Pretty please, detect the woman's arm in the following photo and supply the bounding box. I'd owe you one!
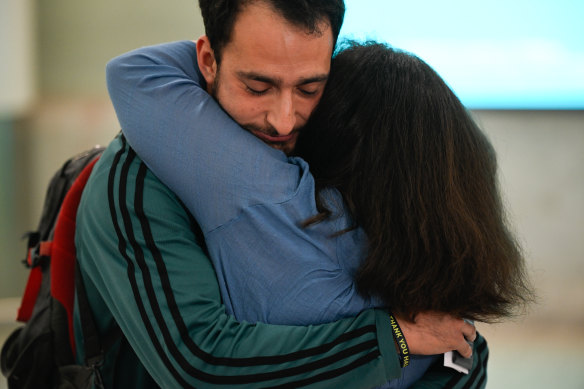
[107,40,307,233]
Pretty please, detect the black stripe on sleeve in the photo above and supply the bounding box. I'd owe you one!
[266,352,380,389]
[107,140,196,388]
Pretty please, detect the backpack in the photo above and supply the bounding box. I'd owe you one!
[0,146,117,389]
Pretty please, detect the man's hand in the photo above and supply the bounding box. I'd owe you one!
[394,312,476,358]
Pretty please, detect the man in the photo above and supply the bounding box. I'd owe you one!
[75,1,485,387]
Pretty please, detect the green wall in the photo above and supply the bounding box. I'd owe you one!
[0,120,28,297]
[36,0,204,97]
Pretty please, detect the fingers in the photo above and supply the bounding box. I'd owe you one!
[457,318,476,358]
[456,339,474,358]
[461,319,477,342]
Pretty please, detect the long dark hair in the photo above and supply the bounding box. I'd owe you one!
[295,41,534,322]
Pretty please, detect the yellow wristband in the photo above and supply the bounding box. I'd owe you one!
[388,314,410,368]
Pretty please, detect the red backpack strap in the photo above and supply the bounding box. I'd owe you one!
[50,155,101,353]
[17,242,54,322]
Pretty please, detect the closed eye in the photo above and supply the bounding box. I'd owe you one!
[298,88,319,96]
[246,86,269,96]
[297,79,326,97]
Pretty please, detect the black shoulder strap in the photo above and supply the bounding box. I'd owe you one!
[74,264,122,368]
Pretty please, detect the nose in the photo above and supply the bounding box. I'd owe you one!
[267,91,296,136]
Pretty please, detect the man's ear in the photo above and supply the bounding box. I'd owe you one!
[196,36,218,93]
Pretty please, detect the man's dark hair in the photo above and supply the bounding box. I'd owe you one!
[198,0,345,63]
[295,41,534,323]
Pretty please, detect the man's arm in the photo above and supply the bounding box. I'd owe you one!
[76,136,401,388]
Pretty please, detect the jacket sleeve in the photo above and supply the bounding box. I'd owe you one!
[75,136,401,388]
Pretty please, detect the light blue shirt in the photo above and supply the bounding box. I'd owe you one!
[107,40,438,387]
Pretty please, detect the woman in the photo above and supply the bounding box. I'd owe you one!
[295,42,532,322]
[106,40,532,387]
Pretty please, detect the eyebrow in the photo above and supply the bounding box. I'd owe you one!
[236,71,329,87]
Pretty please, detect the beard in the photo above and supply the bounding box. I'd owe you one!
[211,70,299,155]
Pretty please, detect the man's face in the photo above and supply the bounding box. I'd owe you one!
[198,2,334,154]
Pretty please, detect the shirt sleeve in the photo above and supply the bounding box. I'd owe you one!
[106,40,308,233]
[75,136,401,388]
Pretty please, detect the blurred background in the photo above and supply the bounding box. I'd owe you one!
[0,0,582,388]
